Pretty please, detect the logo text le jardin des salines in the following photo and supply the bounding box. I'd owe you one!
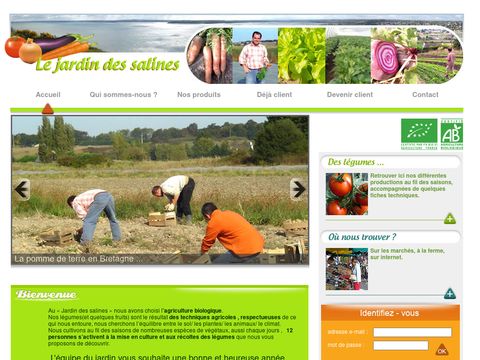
[16,289,77,301]
[401,118,438,150]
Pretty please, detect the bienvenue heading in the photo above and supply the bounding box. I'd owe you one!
[36,56,180,74]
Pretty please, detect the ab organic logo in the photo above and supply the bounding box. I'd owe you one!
[441,119,463,150]
[401,118,438,150]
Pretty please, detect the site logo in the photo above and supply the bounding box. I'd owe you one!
[401,118,438,150]
[16,289,77,301]
[441,118,463,150]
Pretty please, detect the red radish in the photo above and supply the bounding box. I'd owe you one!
[187,35,204,65]
[211,33,221,78]
[220,34,227,74]
[371,40,399,81]
[203,45,212,83]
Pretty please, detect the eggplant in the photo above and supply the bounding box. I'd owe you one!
[33,34,93,54]
[34,35,77,54]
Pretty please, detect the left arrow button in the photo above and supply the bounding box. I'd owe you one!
[14,179,30,201]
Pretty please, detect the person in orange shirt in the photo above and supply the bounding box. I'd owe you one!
[201,202,264,264]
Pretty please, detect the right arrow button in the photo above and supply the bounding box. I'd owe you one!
[290,178,306,201]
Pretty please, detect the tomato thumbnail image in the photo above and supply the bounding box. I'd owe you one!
[326,173,368,215]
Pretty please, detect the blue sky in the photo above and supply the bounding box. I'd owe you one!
[12,116,267,135]
[233,28,278,42]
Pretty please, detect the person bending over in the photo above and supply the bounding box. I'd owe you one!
[200,202,264,264]
[67,189,121,244]
[152,175,195,224]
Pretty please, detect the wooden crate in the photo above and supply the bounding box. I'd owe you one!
[282,220,308,236]
[284,244,298,263]
[162,251,182,264]
[148,211,176,227]
[284,239,309,263]
[39,228,75,246]
[258,254,278,264]
[192,254,212,264]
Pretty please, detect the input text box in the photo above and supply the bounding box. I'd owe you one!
[373,341,428,351]
[374,327,452,337]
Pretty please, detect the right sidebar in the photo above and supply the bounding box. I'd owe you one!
[318,115,462,359]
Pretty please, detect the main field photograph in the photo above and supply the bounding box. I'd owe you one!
[12,115,308,264]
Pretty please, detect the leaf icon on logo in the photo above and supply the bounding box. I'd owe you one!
[407,123,432,138]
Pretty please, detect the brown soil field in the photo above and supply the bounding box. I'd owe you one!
[13,215,307,257]
[12,162,308,263]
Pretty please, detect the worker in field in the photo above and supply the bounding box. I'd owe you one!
[151,175,195,224]
[200,202,264,264]
[239,31,270,84]
[67,189,121,244]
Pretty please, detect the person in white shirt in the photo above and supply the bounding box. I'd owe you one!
[352,257,362,290]
[151,175,195,224]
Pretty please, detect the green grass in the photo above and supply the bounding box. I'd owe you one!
[12,165,308,226]
[417,62,457,84]
[328,36,371,84]
[12,146,37,159]
[13,192,307,226]
[418,57,463,67]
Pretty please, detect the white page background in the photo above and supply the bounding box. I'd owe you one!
[0,2,475,359]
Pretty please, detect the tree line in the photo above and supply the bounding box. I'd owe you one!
[37,116,75,162]
[13,119,264,147]
[14,116,308,164]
